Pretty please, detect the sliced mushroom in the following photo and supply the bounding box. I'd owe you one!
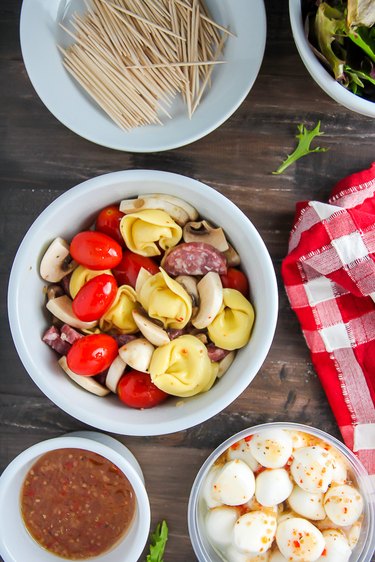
[40,237,77,282]
[119,338,155,373]
[120,197,189,226]
[46,295,97,331]
[135,267,153,294]
[183,221,229,252]
[132,310,170,347]
[175,275,199,307]
[217,351,236,378]
[138,193,198,221]
[58,356,110,397]
[192,272,223,330]
[224,244,241,267]
[106,355,126,393]
[47,284,65,301]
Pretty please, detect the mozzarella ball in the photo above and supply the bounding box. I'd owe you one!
[324,484,363,526]
[213,459,255,506]
[291,446,334,493]
[226,546,270,562]
[205,506,238,548]
[276,517,325,561]
[228,438,260,471]
[289,431,310,450]
[277,510,298,524]
[233,511,277,554]
[250,430,293,469]
[269,551,288,562]
[255,469,293,507]
[330,454,348,484]
[316,530,351,562]
[202,468,222,508]
[346,519,362,548]
[315,516,341,532]
[288,486,325,520]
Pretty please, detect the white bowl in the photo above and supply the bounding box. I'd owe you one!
[8,170,278,436]
[0,431,150,562]
[20,0,266,152]
[289,0,375,118]
[188,422,375,562]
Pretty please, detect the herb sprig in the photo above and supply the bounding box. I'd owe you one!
[146,520,169,562]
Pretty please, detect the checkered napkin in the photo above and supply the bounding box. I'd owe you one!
[281,162,375,480]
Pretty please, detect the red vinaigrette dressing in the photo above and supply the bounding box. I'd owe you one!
[20,448,136,559]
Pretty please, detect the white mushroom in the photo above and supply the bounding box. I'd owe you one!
[183,220,229,252]
[224,244,241,267]
[46,295,97,330]
[120,197,189,226]
[192,272,223,329]
[218,351,236,378]
[105,355,126,393]
[175,275,199,306]
[138,193,198,221]
[135,267,153,294]
[40,237,77,282]
[119,338,155,373]
[132,310,170,346]
[58,356,110,397]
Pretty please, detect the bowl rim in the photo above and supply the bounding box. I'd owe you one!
[188,421,375,562]
[289,0,375,118]
[7,169,278,436]
[0,434,151,562]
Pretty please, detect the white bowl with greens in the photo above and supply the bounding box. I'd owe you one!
[289,0,375,118]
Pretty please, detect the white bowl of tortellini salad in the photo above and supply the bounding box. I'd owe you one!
[8,170,278,436]
[188,422,375,562]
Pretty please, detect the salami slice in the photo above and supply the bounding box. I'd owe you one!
[206,344,230,362]
[42,325,71,356]
[60,324,83,344]
[162,242,227,276]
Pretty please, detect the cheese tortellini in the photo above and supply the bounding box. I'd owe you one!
[149,335,219,397]
[69,265,112,298]
[99,285,138,334]
[207,289,255,350]
[120,209,182,257]
[138,268,192,329]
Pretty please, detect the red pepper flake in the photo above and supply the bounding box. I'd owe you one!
[244,435,253,442]
[293,540,301,548]
[322,548,327,556]
[230,442,240,451]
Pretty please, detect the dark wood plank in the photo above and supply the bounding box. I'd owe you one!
[0,0,374,561]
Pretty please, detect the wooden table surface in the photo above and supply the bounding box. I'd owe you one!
[1,0,374,561]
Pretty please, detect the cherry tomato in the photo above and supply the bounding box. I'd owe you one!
[112,250,159,288]
[220,268,249,297]
[70,231,122,271]
[67,334,118,376]
[72,274,118,322]
[117,370,168,409]
[95,205,125,246]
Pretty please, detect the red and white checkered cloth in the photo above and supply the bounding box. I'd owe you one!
[282,162,375,481]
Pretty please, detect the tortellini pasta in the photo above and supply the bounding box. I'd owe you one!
[99,285,138,334]
[149,335,219,397]
[138,268,192,329]
[120,209,182,257]
[69,265,112,298]
[207,289,255,350]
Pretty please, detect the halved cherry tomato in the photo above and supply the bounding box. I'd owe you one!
[117,370,168,409]
[112,250,159,288]
[67,334,118,376]
[220,268,249,297]
[72,274,118,322]
[70,231,122,271]
[95,205,125,246]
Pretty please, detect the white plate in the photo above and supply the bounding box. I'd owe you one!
[19,0,266,152]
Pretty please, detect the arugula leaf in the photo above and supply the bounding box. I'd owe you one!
[272,122,329,175]
[146,520,168,562]
[348,26,375,63]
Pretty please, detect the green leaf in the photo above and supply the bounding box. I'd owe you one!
[272,122,329,175]
[348,26,375,63]
[146,520,169,562]
[314,2,346,80]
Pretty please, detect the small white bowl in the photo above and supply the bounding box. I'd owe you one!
[188,422,375,562]
[0,431,150,562]
[289,0,375,118]
[8,170,278,436]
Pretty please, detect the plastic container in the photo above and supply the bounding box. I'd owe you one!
[188,422,375,562]
[0,431,150,562]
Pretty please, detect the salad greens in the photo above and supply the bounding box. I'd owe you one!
[304,0,375,100]
[146,520,169,562]
[273,122,328,175]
